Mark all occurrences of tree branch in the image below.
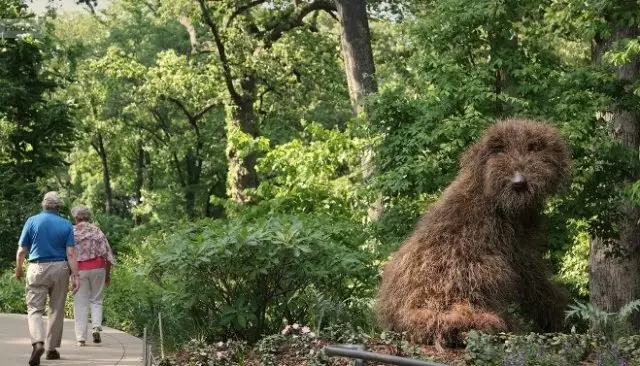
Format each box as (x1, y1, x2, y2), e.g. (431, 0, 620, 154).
(226, 0, 267, 28)
(179, 15, 198, 55)
(193, 101, 222, 120)
(90, 138, 101, 156)
(142, 0, 159, 16)
(321, 7, 339, 22)
(257, 86, 274, 115)
(196, 0, 242, 104)
(264, 0, 337, 47)
(165, 96, 221, 138)
(166, 96, 194, 121)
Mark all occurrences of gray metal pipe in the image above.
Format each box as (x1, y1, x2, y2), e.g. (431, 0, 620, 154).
(324, 345, 450, 366)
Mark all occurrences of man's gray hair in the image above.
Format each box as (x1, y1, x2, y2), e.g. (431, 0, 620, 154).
(42, 191, 62, 211)
(71, 205, 92, 222)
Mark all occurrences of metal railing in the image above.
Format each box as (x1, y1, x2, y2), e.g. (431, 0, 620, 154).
(142, 312, 165, 366)
(324, 344, 450, 366)
(142, 327, 157, 366)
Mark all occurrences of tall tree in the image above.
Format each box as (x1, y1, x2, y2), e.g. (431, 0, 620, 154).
(335, 0, 377, 115)
(0, 0, 75, 267)
(186, 0, 338, 203)
(588, 2, 640, 329)
(334, 0, 381, 220)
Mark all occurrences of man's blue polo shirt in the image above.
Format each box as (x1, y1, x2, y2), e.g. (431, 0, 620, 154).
(18, 210, 75, 262)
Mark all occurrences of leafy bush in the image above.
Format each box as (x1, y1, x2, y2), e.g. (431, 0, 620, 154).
(147, 213, 379, 342)
(0, 269, 26, 313)
(254, 122, 372, 221)
(558, 221, 590, 298)
(465, 331, 595, 366)
(102, 257, 197, 351)
(158, 339, 250, 366)
(93, 214, 134, 255)
(565, 299, 640, 341)
(464, 330, 640, 366)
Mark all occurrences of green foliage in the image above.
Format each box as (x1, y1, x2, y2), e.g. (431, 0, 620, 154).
(617, 335, 640, 362)
(93, 214, 134, 255)
(0, 269, 26, 313)
(565, 299, 640, 341)
(463, 331, 639, 366)
(255, 122, 371, 219)
(147, 213, 378, 342)
(158, 339, 249, 366)
(558, 221, 590, 297)
(0, 0, 75, 269)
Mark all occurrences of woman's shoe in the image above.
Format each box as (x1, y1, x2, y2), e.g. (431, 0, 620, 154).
(92, 328, 101, 344)
(77, 341, 86, 347)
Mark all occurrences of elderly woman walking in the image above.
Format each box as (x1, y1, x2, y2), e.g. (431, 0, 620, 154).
(70, 205, 115, 346)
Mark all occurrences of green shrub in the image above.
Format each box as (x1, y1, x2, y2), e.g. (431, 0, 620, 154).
(94, 214, 134, 255)
(565, 299, 640, 341)
(148, 213, 379, 342)
(463, 330, 640, 366)
(0, 269, 26, 313)
(102, 258, 195, 350)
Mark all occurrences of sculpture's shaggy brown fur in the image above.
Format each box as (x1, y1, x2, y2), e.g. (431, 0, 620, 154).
(376, 119, 571, 349)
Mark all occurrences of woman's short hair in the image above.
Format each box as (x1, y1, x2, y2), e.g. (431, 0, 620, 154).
(71, 205, 92, 222)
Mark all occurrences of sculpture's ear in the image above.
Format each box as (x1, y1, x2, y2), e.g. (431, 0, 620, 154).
(460, 141, 483, 169)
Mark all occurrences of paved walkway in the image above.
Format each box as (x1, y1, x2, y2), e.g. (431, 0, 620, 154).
(0, 313, 143, 366)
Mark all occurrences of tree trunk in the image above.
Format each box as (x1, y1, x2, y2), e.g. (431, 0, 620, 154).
(144, 150, 154, 190)
(184, 149, 200, 219)
(134, 139, 144, 204)
(487, 25, 516, 117)
(206, 172, 226, 218)
(226, 78, 259, 204)
(335, 0, 381, 220)
(589, 26, 640, 330)
(93, 133, 113, 215)
(335, 0, 377, 114)
(133, 139, 145, 225)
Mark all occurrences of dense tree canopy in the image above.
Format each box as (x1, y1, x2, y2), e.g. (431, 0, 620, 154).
(0, 0, 75, 267)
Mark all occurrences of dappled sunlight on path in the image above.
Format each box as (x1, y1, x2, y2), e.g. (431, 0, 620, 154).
(0, 313, 142, 366)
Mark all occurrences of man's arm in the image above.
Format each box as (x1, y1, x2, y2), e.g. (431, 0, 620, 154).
(15, 219, 31, 281)
(66, 225, 79, 292)
(14, 246, 27, 281)
(66, 246, 79, 276)
(66, 246, 80, 293)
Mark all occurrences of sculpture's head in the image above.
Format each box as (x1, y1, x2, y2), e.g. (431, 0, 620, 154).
(460, 119, 571, 215)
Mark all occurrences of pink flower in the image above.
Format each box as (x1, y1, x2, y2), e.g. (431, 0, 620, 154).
(216, 351, 223, 358)
(301, 326, 311, 334)
(292, 323, 300, 329)
(281, 325, 292, 335)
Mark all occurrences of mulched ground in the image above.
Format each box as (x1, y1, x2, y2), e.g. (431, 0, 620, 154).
(168, 338, 468, 366)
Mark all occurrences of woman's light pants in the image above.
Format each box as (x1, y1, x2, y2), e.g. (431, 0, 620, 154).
(73, 268, 105, 342)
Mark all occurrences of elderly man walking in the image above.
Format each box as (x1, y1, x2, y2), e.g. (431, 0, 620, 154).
(14, 192, 80, 366)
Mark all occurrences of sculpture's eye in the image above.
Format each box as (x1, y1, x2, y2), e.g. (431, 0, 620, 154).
(491, 144, 506, 155)
(527, 140, 545, 152)
(487, 136, 507, 155)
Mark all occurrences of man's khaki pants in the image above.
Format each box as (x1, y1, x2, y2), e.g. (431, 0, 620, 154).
(26, 261, 70, 349)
